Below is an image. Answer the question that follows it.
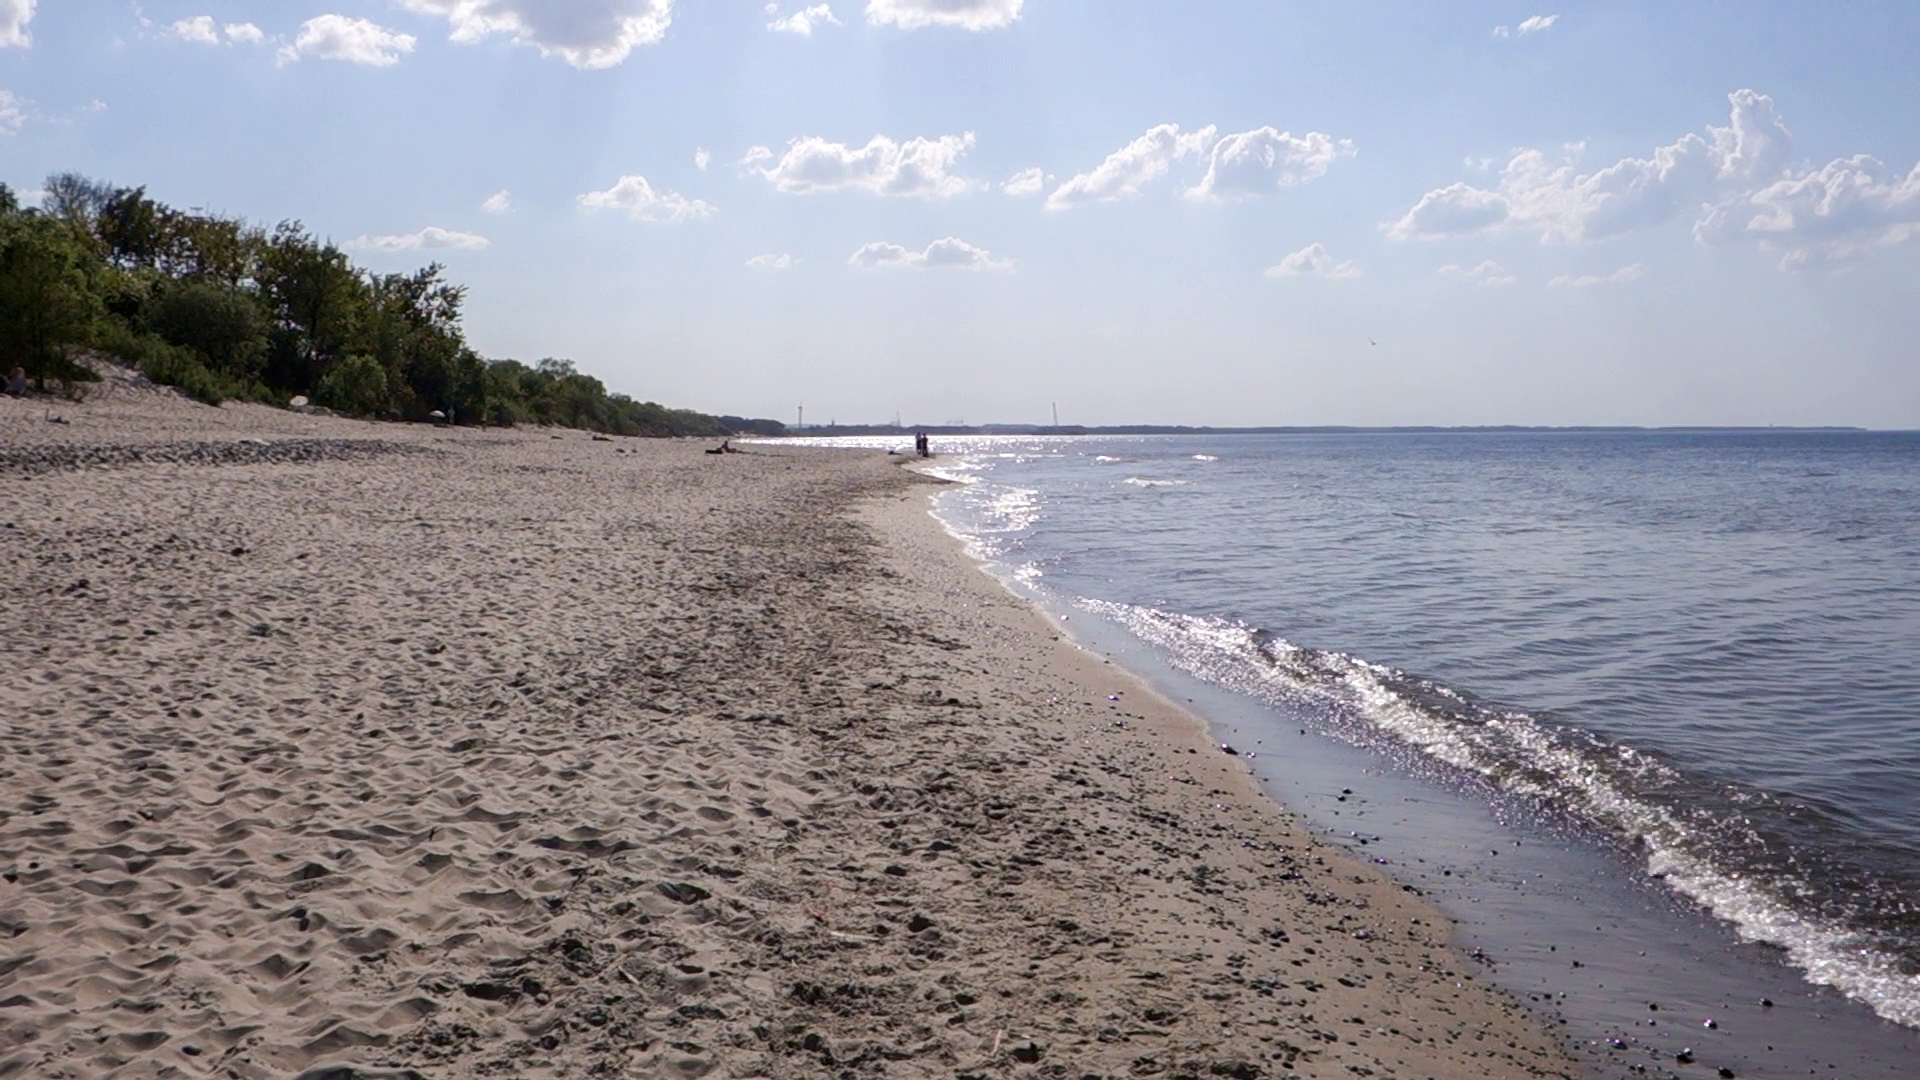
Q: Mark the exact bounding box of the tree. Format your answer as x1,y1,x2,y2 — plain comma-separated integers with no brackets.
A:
0,211,101,388
258,221,364,394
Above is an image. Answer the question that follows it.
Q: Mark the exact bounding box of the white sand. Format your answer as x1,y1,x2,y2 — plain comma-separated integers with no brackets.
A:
0,368,1582,1078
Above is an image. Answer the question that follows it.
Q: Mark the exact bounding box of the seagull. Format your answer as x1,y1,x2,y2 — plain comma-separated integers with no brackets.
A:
1368,338,1378,346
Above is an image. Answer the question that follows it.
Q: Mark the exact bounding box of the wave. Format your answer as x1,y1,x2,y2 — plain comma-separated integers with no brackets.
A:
1076,598,1920,1030
1193,454,1219,462
1122,477,1187,488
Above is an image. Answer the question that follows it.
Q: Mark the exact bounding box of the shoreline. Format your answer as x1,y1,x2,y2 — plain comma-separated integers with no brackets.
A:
1,380,1582,1078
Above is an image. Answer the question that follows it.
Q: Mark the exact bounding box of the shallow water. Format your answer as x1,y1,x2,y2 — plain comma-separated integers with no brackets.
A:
777,431,1920,1074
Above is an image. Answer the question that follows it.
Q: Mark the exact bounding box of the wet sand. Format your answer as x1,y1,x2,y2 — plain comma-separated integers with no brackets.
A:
1,368,1583,1078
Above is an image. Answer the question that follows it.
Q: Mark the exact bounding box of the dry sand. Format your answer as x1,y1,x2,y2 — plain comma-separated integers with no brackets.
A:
1,367,1584,1079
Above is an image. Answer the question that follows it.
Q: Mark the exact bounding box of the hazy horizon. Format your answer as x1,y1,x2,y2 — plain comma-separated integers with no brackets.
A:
4,1,1916,428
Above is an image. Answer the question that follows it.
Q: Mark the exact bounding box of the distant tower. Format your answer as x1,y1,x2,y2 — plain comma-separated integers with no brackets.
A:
797,404,803,430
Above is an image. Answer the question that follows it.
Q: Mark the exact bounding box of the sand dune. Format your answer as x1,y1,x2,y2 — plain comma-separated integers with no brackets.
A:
1,372,1579,1078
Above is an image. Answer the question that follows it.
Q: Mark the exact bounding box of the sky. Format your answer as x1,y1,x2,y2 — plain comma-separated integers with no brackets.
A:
3,1,1918,428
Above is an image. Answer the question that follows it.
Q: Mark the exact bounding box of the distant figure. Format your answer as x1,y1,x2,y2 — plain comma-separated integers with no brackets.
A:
915,432,930,458
4,366,25,397
707,438,736,455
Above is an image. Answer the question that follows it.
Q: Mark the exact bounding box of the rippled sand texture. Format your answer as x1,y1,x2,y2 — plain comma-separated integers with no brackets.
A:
1,376,1578,1079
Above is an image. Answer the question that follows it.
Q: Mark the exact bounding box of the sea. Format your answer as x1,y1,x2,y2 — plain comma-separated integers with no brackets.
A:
778,430,1920,1077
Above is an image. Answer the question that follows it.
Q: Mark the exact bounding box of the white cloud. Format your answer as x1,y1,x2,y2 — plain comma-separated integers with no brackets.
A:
747,253,797,270
168,16,220,45
1047,124,1216,210
694,147,711,170
747,133,979,198
400,0,671,69
1439,260,1517,286
1493,14,1557,39
82,99,107,113
849,236,1010,270
578,175,714,222
0,0,33,49
1387,89,1796,243
1548,263,1646,286
481,190,512,213
1698,156,1920,270
225,22,265,44
865,0,1021,31
1186,126,1356,201
349,226,491,252
0,89,25,134
1002,167,1045,197
1390,88,1920,269
1265,242,1361,280
278,15,417,66
767,3,838,35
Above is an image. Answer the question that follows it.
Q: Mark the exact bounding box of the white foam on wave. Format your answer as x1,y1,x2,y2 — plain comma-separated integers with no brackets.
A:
1093,455,1126,464
1193,454,1219,462
1122,477,1187,488
1076,597,1920,1030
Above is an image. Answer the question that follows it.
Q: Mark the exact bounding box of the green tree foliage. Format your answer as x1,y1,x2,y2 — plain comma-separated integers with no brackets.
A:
0,206,103,388
0,173,782,436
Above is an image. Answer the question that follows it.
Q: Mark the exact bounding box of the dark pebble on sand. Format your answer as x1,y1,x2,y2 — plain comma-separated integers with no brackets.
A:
657,882,710,905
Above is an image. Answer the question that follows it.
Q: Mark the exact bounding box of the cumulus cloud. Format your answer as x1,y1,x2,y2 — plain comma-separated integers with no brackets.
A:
1002,167,1045,197
1549,263,1646,287
747,253,797,270
278,15,417,66
0,0,33,49
578,175,714,222
1047,124,1216,210
1265,243,1360,280
1387,90,1790,242
849,237,1009,270
767,3,838,34
1389,89,1919,268
0,89,25,135
1049,122,1353,209
1699,156,1920,269
225,22,265,44
400,0,672,69
481,190,512,213
694,147,711,170
866,0,1021,31
1186,127,1356,201
746,133,979,198
1439,260,1517,286
350,226,491,252
168,16,220,44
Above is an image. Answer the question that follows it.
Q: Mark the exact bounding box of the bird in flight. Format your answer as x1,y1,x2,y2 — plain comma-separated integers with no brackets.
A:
1369,338,1378,346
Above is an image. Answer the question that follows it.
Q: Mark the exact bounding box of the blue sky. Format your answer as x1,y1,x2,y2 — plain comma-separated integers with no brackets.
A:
4,1,1918,427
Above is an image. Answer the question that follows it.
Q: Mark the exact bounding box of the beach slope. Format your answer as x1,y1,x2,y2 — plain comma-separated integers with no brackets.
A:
0,377,1580,1078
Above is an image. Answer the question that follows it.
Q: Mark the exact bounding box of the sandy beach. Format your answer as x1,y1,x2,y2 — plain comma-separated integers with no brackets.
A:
1,369,1583,1079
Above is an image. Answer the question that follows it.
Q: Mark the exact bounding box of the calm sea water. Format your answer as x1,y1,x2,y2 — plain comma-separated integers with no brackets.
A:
789,429,1920,1037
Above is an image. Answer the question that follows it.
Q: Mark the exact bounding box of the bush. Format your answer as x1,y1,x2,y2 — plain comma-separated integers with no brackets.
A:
144,279,268,380
316,354,390,417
